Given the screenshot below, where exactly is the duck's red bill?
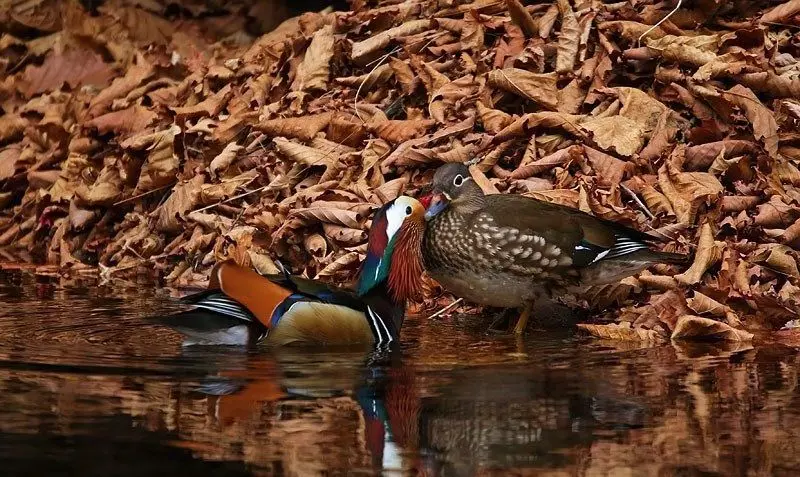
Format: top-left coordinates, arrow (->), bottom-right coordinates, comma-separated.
418,193 -> 433,210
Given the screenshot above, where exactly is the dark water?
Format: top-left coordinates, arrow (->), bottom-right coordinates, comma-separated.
1,272 -> 800,476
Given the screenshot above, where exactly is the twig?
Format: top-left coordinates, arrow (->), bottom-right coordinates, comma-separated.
113,183 -> 174,206
637,0 -> 682,46
428,298 -> 463,319
191,185 -> 272,214
621,183 -> 655,220
354,53 -> 394,123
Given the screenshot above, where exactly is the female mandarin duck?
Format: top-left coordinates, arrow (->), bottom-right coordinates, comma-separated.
162,196 -> 426,346
422,163 -> 688,335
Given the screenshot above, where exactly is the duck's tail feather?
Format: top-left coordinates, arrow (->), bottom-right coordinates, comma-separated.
579,248 -> 690,286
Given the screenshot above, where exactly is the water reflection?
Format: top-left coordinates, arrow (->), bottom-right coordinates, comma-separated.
1,271 -> 800,476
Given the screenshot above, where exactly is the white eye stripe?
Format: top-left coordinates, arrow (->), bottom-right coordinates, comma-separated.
385,201 -> 406,242
453,174 -> 466,187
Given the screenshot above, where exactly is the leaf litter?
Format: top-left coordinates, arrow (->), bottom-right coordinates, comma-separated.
1,0 -> 799,342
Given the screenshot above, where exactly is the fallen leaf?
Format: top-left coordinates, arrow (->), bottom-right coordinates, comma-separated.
21,48 -> 113,97
85,106 -> 157,136
581,116 -> 645,157
555,0 -> 579,74
720,84 -> 779,157
209,143 -> 244,179
256,112 -> 333,141
675,222 -> 722,285
294,25 -> 335,91
487,69 -> 558,110
671,315 -> 753,342
577,322 -> 667,342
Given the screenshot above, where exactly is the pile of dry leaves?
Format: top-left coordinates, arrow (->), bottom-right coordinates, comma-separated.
1,0 -> 799,341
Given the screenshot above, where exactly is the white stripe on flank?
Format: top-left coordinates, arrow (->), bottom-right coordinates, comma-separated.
366,306 -> 384,345
368,306 -> 392,344
375,308 -> 393,343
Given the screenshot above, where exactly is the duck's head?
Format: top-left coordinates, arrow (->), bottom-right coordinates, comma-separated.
357,196 -> 426,302
423,163 -> 485,220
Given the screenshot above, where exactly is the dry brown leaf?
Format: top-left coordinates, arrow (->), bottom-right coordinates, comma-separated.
85,106 -> 157,136
759,245 -> 800,278
256,113 -> 333,141
753,196 -> 800,228
131,126 -> 180,194
487,69 -> 558,110
504,0 -> 537,37
21,48 -> 113,97
641,185 -> 675,216
351,19 -> 432,63
86,55 -> 155,118
294,25 -> 335,91
369,119 -> 435,144
671,315 -> 753,342
684,140 -> 759,170
476,101 -> 513,133
598,21 -> 667,42
555,0 -> 579,74
304,233 -> 328,257
315,251 -> 361,278
495,112 -> 585,141
322,224 -> 367,245
583,146 -> 631,186
581,116 -> 645,157
675,222 -> 721,285
209,143 -> 244,179
577,322 -> 667,342
272,137 -> 336,168
659,154 -> 723,224
510,145 -> 581,179
720,84 -> 779,158
289,208 -> 363,228
335,64 -> 393,91
248,250 -> 280,275
687,291 -> 728,317
156,175 -> 205,233
760,1 -> 800,23
171,84 -> 234,120
75,160 -> 122,206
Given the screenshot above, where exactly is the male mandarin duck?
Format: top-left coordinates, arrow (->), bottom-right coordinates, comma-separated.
422,163 -> 688,334
162,196 -> 426,346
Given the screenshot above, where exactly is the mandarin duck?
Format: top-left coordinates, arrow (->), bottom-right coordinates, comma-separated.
422,163 -> 688,334
161,196 -> 426,347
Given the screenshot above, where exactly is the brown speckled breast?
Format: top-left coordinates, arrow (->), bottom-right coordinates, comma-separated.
423,209 -> 577,308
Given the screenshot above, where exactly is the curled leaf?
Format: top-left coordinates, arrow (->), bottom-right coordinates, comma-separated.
671,315 -> 753,342
675,222 -> 722,285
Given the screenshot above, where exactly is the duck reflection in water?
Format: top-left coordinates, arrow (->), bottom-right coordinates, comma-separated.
181,347 -> 428,475
175,343 -> 668,476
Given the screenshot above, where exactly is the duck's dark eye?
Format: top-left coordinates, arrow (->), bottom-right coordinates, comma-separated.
405,206 -> 412,215
453,174 -> 464,187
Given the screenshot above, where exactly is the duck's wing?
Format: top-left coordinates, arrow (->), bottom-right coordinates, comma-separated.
481,195 -> 687,273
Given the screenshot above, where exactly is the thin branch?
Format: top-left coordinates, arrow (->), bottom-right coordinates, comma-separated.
428,298 -> 464,319
113,183 -> 174,206
637,0 -> 683,46
621,184 -> 656,220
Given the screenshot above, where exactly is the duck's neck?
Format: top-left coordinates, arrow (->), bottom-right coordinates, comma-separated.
453,184 -> 487,215
358,221 -> 424,338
